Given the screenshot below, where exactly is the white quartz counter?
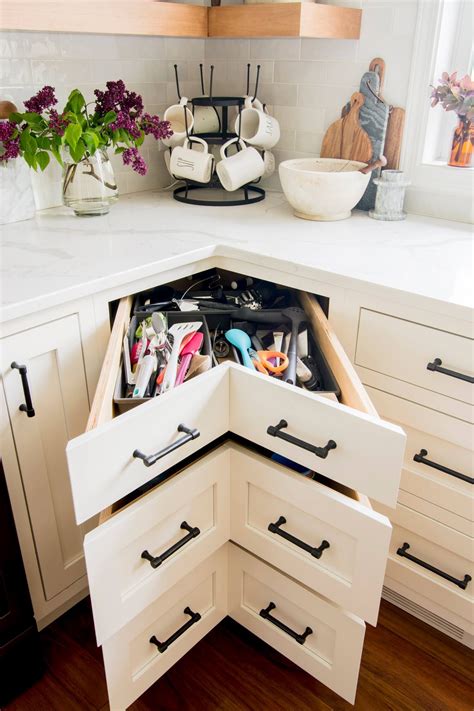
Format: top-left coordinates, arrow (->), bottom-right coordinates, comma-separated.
1,190 -> 472,324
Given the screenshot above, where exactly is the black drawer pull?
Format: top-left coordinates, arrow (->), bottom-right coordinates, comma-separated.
413,449 -> 474,485
259,602 -> 313,645
267,420 -> 337,459
133,424 -> 200,467
149,606 -> 201,653
10,362 -> 35,418
141,521 -> 200,568
427,358 -> 474,384
268,516 -> 330,559
396,542 -> 472,590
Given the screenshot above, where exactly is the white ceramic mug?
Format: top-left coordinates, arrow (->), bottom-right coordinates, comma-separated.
163,97 -> 194,148
234,97 -> 280,150
193,103 -> 221,135
216,137 -> 264,191
170,137 -> 214,183
262,150 -> 276,179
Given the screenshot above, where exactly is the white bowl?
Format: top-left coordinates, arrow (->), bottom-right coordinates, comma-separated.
279,158 -> 370,221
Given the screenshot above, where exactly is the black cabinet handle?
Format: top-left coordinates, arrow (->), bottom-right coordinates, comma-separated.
396,542 -> 472,590
427,358 -> 474,384
141,521 -> 200,569
268,516 -> 330,559
133,424 -> 200,467
413,449 -> 474,485
10,362 -> 35,418
149,606 -> 201,653
259,602 -> 313,645
267,420 -> 336,459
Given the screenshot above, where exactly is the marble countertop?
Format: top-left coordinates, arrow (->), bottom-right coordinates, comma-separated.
1,190 -> 472,324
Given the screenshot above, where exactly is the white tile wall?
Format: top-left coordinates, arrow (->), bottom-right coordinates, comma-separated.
1,0 -> 418,206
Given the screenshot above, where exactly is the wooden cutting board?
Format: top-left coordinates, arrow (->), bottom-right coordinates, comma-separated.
320,92 -> 372,163
384,106 -> 405,169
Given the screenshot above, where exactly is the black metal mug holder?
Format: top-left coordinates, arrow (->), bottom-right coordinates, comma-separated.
170,64 -> 266,207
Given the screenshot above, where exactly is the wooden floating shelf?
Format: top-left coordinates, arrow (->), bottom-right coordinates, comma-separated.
209,4 -> 362,39
0,1 -> 208,37
1,1 -> 361,40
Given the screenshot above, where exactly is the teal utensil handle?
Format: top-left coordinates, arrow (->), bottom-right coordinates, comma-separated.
241,347 -> 255,370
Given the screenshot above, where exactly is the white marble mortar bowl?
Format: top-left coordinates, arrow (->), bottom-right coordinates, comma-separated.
279,158 -> 370,221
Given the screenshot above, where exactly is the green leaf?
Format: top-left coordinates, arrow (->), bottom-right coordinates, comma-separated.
101,110 -> 117,126
51,145 -> 63,166
36,136 -> 51,150
135,130 -> 145,147
23,152 -> 38,170
64,122 -> 82,150
23,111 -> 44,124
36,151 -> 50,171
9,112 -> 23,124
69,140 -> 85,163
114,146 -> 125,154
19,129 -> 36,154
82,130 -> 100,154
66,89 -> 86,115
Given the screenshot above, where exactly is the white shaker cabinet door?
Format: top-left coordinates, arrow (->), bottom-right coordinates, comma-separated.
1,315 -> 91,600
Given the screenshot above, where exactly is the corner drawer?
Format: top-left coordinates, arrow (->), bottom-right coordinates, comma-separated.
356,309 -> 474,408
377,501 -> 473,626
85,446 -> 231,644
67,280 -> 406,524
102,546 -> 228,711
230,447 -> 391,625
228,544 -> 365,705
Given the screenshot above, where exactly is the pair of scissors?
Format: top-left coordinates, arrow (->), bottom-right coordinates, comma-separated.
250,349 -> 289,375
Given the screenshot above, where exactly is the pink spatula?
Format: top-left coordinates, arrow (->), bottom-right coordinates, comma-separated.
175,331 -> 204,386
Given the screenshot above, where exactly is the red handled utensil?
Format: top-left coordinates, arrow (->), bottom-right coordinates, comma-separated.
175,332 -> 204,386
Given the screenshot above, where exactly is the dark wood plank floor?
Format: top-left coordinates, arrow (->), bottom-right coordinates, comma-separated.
5,598 -> 474,711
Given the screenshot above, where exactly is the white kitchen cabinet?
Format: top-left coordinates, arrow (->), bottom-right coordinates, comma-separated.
1,315 -> 91,608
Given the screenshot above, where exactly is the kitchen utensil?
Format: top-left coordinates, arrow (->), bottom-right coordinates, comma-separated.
252,350 -> 289,374
225,329 -> 255,370
151,312 -> 168,347
132,353 -> 157,398
384,106 -> 405,170
359,156 -> 387,174
320,92 -> 372,163
281,307 -> 306,385
162,322 -> 202,393
175,331 -> 204,386
272,331 -> 284,367
185,354 -> 211,380
279,158 -> 371,221
369,169 -> 410,221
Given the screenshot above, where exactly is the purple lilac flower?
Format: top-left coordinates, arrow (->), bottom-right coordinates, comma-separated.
140,113 -> 173,141
24,85 -> 57,113
0,120 -> 20,163
109,110 -> 141,138
48,108 -> 69,137
122,146 -> 147,175
95,80 -> 143,118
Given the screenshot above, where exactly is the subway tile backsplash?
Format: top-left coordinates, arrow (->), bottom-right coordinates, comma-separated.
1,0 -> 417,208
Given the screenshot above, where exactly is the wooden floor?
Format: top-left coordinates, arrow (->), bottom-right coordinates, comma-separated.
5,597 -> 474,711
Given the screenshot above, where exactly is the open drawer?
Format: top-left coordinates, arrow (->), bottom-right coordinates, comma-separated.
66,269 -> 406,524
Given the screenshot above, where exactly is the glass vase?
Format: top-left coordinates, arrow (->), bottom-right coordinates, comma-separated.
448,116 -> 473,168
62,148 -> 118,216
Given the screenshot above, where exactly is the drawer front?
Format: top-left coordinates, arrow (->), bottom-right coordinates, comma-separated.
230,366 -> 406,507
356,309 -> 474,406
67,365 -> 229,523
228,544 -> 365,705
398,422 -> 473,521
230,448 -> 391,625
86,446 -> 231,644
378,502 -> 473,625
102,546 -> 228,711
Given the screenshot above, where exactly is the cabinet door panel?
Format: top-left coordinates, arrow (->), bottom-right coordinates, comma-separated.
2,315 -> 91,599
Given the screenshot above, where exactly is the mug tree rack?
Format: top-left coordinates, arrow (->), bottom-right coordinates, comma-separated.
169,63 -> 266,207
